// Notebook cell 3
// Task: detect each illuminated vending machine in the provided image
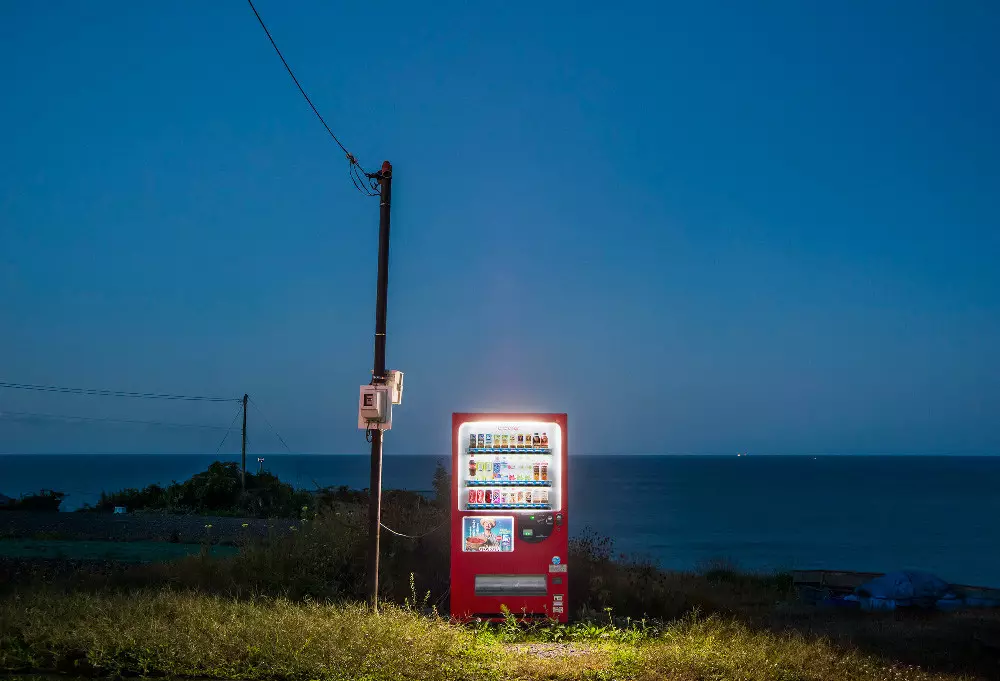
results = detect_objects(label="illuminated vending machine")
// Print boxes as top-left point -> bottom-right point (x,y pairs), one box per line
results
450,413 -> 568,622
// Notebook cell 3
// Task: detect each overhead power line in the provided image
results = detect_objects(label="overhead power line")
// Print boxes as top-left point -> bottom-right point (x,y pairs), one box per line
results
0,381 -> 240,402
246,0 -> 379,196
0,410 -> 232,431
249,397 -> 294,454
214,403 -> 246,455
247,0 -> 379,196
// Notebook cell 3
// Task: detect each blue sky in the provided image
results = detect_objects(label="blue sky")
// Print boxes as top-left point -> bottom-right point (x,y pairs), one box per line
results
1,1 -> 997,456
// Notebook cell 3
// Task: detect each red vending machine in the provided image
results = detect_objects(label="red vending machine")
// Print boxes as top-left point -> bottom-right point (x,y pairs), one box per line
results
450,413 -> 568,622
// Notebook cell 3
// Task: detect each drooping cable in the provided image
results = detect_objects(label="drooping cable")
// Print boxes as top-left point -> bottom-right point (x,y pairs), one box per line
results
379,520 -> 447,540
0,410 -> 234,431
248,397 -> 294,453
0,380 -> 239,402
246,0 -> 379,195
215,404 -> 247,455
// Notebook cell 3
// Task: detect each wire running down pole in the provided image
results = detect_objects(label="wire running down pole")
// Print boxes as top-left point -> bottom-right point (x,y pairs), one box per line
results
367,161 -> 393,611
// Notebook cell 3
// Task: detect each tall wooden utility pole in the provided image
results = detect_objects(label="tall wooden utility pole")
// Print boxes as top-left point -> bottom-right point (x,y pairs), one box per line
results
366,161 -> 392,610
241,393 -> 249,492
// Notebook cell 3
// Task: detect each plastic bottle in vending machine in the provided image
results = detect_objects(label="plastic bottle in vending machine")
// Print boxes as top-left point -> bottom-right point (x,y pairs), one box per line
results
468,455 -> 476,479
493,455 -> 501,480
540,462 -> 548,481
469,433 -> 476,449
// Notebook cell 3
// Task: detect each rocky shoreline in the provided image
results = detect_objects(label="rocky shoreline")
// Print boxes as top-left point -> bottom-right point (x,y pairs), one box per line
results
0,510 -> 297,544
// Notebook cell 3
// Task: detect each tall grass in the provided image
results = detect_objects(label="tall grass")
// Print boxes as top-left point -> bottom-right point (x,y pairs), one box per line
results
0,589 -> 971,681
0,590 -> 491,681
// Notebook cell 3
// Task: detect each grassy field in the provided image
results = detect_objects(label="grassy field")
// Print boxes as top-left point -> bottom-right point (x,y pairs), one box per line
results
0,588 -> 986,681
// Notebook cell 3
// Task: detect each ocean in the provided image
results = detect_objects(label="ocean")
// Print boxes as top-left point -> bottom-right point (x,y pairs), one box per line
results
2,454 -> 998,587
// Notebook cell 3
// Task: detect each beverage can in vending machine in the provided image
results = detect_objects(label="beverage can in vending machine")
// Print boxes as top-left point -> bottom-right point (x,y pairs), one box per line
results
476,489 -> 485,504
484,434 -> 492,449
516,490 -> 524,504
494,432 -> 503,449
525,490 -> 533,504
516,433 -> 525,448
533,433 -> 541,447
468,490 -> 476,505
538,489 -> 549,505
501,434 -> 509,449
484,489 -> 492,504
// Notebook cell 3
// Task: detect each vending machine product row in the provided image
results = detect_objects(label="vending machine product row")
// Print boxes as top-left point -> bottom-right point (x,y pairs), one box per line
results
450,413 -> 568,622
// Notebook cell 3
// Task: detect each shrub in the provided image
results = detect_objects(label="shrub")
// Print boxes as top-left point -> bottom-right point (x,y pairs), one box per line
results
0,490 -> 65,512
80,461 -> 314,517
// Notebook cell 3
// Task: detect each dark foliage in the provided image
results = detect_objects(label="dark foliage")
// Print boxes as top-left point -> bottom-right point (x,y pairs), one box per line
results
79,461 -> 314,518
0,490 -> 65,512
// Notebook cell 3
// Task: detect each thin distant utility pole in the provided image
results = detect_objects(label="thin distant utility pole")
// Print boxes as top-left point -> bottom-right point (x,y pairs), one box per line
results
367,161 -> 393,610
241,393 -> 249,492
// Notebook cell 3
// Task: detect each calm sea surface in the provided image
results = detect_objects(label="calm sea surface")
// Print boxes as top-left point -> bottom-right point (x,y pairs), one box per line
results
2,454 -> 998,586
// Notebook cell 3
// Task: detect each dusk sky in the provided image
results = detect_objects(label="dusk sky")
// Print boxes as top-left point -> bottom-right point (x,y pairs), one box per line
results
2,1 -> 997,456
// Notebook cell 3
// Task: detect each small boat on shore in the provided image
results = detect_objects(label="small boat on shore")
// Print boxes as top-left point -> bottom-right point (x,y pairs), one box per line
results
792,569 -> 1000,611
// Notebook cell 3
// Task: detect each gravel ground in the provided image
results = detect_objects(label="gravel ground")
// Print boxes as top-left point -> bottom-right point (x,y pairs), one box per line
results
512,643 -> 596,658
0,510 -> 298,544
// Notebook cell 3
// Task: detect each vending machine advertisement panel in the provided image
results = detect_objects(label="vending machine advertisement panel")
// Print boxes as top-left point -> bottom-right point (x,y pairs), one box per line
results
450,413 -> 568,622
